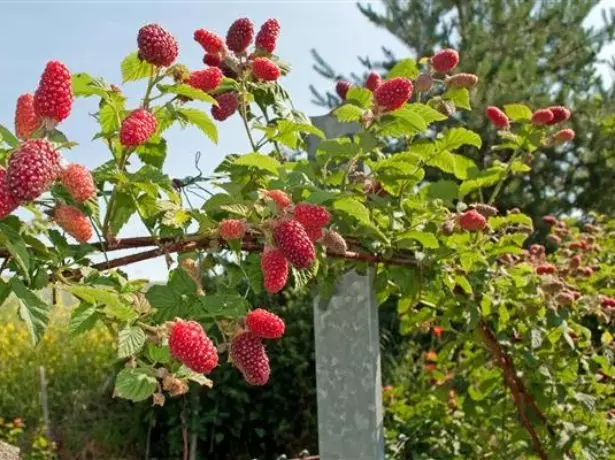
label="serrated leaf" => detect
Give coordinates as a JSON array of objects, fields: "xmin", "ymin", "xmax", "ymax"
[
  {"xmin": 427, "ymin": 180, "xmax": 459, "ymax": 203},
  {"xmin": 333, "ymin": 105, "xmax": 364, "ymax": 123},
  {"xmin": 0, "ymin": 280, "xmax": 11, "ymax": 308},
  {"xmin": 177, "ymin": 365, "xmax": 213, "ymax": 388},
  {"xmin": 219, "ymin": 204, "xmax": 250, "ymax": 217},
  {"xmin": 191, "ymin": 295, "xmax": 250, "ymax": 319},
  {"xmin": 405, "ymin": 103, "xmax": 447, "ymax": 125},
  {"xmin": 489, "ymin": 213, "xmax": 533, "ymax": 230},
  {"xmin": 442, "ymin": 87, "xmax": 471, "ymax": 110},
  {"xmin": 387, "ymin": 59, "xmax": 420, "ymax": 79},
  {"xmin": 345, "ymin": 87, "xmax": 373, "ymax": 108},
  {"xmin": 177, "ymin": 108, "xmax": 218, "ymax": 143},
  {"xmin": 136, "ymin": 136, "xmax": 167, "ymax": 168},
  {"xmin": 0, "ymin": 124, "xmax": 19, "ymax": 148},
  {"xmin": 398, "ymin": 230, "xmax": 439, "ymax": 249},
  {"xmin": 114, "ymin": 368, "xmax": 157, "ymax": 402},
  {"xmin": 503, "ymin": 104, "xmax": 532, "ymax": 122},
  {"xmin": 108, "ymin": 190, "xmax": 137, "ymax": 236},
  {"xmin": 120, "ymin": 52, "xmax": 154, "ymax": 83},
  {"xmin": 440, "ymin": 127, "xmax": 482, "ymax": 150},
  {"xmin": 427, "ymin": 151, "xmax": 477, "ymax": 179},
  {"xmin": 390, "ymin": 106, "xmax": 427, "ymax": 132},
  {"xmin": 148, "ymin": 270, "xmax": 197, "ymax": 322},
  {"xmin": 159, "ymin": 84, "xmax": 216, "ymax": 103},
  {"xmin": 0, "ymin": 223, "xmax": 30, "ymax": 280},
  {"xmin": 458, "ymin": 168, "xmax": 504, "ymax": 198},
  {"xmin": 67, "ymin": 285, "xmax": 137, "ymax": 321},
  {"xmin": 333, "ymin": 197, "xmax": 370, "ymax": 225},
  {"xmin": 146, "ymin": 344, "xmax": 170, "ymax": 364},
  {"xmin": 510, "ymin": 160, "xmax": 531, "ymax": 173},
  {"xmin": 118, "ymin": 326, "xmax": 146, "ymax": 358},
  {"xmin": 72, "ymin": 72, "xmax": 108, "ymax": 98},
  {"xmin": 10, "ymin": 278, "xmax": 49, "ymax": 344},
  {"xmin": 69, "ymin": 302, "xmax": 100, "ymax": 336},
  {"xmin": 233, "ymin": 153, "xmax": 281, "ymax": 176}
]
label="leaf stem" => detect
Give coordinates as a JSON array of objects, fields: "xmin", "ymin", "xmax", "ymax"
[
  {"xmin": 487, "ymin": 149, "xmax": 522, "ymax": 205},
  {"xmin": 239, "ymin": 81, "xmax": 258, "ymax": 151}
]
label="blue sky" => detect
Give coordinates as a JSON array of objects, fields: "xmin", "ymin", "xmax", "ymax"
[{"xmin": 0, "ymin": 1, "xmax": 613, "ymax": 280}]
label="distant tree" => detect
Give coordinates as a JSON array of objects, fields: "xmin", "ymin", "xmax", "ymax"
[{"xmin": 310, "ymin": 0, "xmax": 615, "ymax": 217}]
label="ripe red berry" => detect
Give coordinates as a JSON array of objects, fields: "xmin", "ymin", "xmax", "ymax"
[
  {"xmin": 583, "ymin": 266, "xmax": 593, "ymax": 277},
  {"xmin": 169, "ymin": 320, "xmax": 219, "ymax": 374},
  {"xmin": 536, "ymin": 264, "xmax": 556, "ymax": 275},
  {"xmin": 186, "ymin": 67, "xmax": 223, "ymax": 92},
  {"xmin": 273, "ymin": 219, "xmax": 316, "ymax": 269},
  {"xmin": 218, "ymin": 218, "xmax": 246, "ymax": 241},
  {"xmin": 263, "ymin": 189, "xmax": 291, "ymax": 210},
  {"xmin": 293, "ymin": 203, "xmax": 331, "ymax": 229},
  {"xmin": 7, "ymin": 139, "xmax": 59, "ymax": 201},
  {"xmin": 245, "ymin": 308, "xmax": 285, "ymax": 339},
  {"xmin": 458, "ymin": 209, "xmax": 487, "ymax": 232},
  {"xmin": 0, "ymin": 169, "xmax": 19, "ymax": 220},
  {"xmin": 304, "ymin": 226, "xmax": 323, "ymax": 243},
  {"xmin": 569, "ymin": 254, "xmax": 581, "ymax": 269},
  {"xmin": 364, "ymin": 72, "xmax": 381, "ymax": 91},
  {"xmin": 60, "ymin": 164, "xmax": 95, "ymax": 202},
  {"xmin": 251, "ymin": 57, "xmax": 280, "ymax": 81},
  {"xmin": 374, "ymin": 77, "xmax": 413, "ymax": 112},
  {"xmin": 193, "ymin": 29, "xmax": 224, "ymax": 54},
  {"xmin": 203, "ymin": 53, "xmax": 222, "ymax": 67},
  {"xmin": 137, "ymin": 24, "xmax": 178, "ymax": 67},
  {"xmin": 553, "ymin": 129, "xmax": 575, "ymax": 145},
  {"xmin": 531, "ymin": 108, "xmax": 554, "ymax": 126},
  {"xmin": 211, "ymin": 92, "xmax": 239, "ymax": 121},
  {"xmin": 486, "ymin": 106, "xmax": 510, "ymax": 130},
  {"xmin": 335, "ymin": 80, "xmax": 352, "ymax": 100},
  {"xmin": 54, "ymin": 205, "xmax": 93, "ymax": 243},
  {"xmin": 543, "ymin": 215, "xmax": 558, "ymax": 225},
  {"xmin": 322, "ymin": 230, "xmax": 347, "ymax": 254},
  {"xmin": 433, "ymin": 326, "xmax": 443, "ymax": 338},
  {"xmin": 431, "ymin": 49, "xmax": 459, "ymax": 73},
  {"xmin": 546, "ymin": 106, "xmax": 571, "ymax": 125},
  {"xmin": 33, "ymin": 61, "xmax": 73, "ymax": 125},
  {"xmin": 226, "ymin": 18, "xmax": 254, "ymax": 53},
  {"xmin": 230, "ymin": 332, "xmax": 270, "ymax": 386},
  {"xmin": 14, "ymin": 93, "xmax": 40, "ymax": 139},
  {"xmin": 446, "ymin": 73, "xmax": 479, "ymax": 89},
  {"xmin": 261, "ymin": 247, "xmax": 289, "ymax": 294},
  {"xmin": 119, "ymin": 109, "xmax": 157, "ymax": 147},
  {"xmin": 601, "ymin": 297, "xmax": 615, "ymax": 308},
  {"xmin": 255, "ymin": 18, "xmax": 281, "ymax": 53}
]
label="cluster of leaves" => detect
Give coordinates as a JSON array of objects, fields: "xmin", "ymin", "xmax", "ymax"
[{"xmin": 0, "ymin": 19, "xmax": 613, "ymax": 459}]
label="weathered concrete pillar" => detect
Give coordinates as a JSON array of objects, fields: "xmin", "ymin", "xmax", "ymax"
[{"xmin": 313, "ymin": 269, "xmax": 384, "ymax": 460}]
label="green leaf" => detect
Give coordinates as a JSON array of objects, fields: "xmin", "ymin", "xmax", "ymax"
[
  {"xmin": 233, "ymin": 153, "xmax": 281, "ymax": 176},
  {"xmin": 440, "ymin": 127, "xmax": 482, "ymax": 150},
  {"xmin": 427, "ymin": 151, "xmax": 477, "ymax": 179},
  {"xmin": 601, "ymin": 331, "xmax": 613, "ymax": 345},
  {"xmin": 108, "ymin": 190, "xmax": 137, "ymax": 236},
  {"xmin": 120, "ymin": 52, "xmax": 153, "ymax": 83},
  {"xmin": 489, "ymin": 214, "xmax": 533, "ymax": 230},
  {"xmin": 158, "ymin": 84, "xmax": 216, "ymax": 103},
  {"xmin": 148, "ymin": 269, "xmax": 197, "ymax": 322},
  {"xmin": 503, "ymin": 104, "xmax": 532, "ymax": 122},
  {"xmin": 176, "ymin": 366, "xmax": 213, "ymax": 388},
  {"xmin": 458, "ymin": 168, "xmax": 504, "ymax": 198},
  {"xmin": 67, "ymin": 285, "xmax": 137, "ymax": 322},
  {"xmin": 0, "ymin": 124, "xmax": 19, "ymax": 148},
  {"xmin": 136, "ymin": 136, "xmax": 167, "ymax": 168},
  {"xmin": 72, "ymin": 72, "xmax": 108, "ymax": 98},
  {"xmin": 390, "ymin": 106, "xmax": 427, "ymax": 132},
  {"xmin": 118, "ymin": 326, "xmax": 146, "ymax": 358},
  {"xmin": 69, "ymin": 302, "xmax": 100, "ymax": 336},
  {"xmin": 442, "ymin": 87, "xmax": 471, "ymax": 110},
  {"xmin": 0, "ymin": 279, "xmax": 11, "ymax": 308},
  {"xmin": 427, "ymin": 180, "xmax": 459, "ymax": 203},
  {"xmin": 398, "ymin": 230, "xmax": 439, "ymax": 249},
  {"xmin": 0, "ymin": 223, "xmax": 30, "ymax": 280},
  {"xmin": 177, "ymin": 108, "xmax": 218, "ymax": 143},
  {"xmin": 146, "ymin": 344, "xmax": 170, "ymax": 364},
  {"xmin": 405, "ymin": 103, "xmax": 447, "ymax": 125},
  {"xmin": 387, "ymin": 59, "xmax": 420, "ymax": 79},
  {"xmin": 345, "ymin": 87, "xmax": 373, "ymax": 108},
  {"xmin": 270, "ymin": 120, "xmax": 324, "ymax": 149},
  {"xmin": 10, "ymin": 278, "xmax": 49, "ymax": 344},
  {"xmin": 333, "ymin": 105, "xmax": 364, "ymax": 123},
  {"xmin": 191, "ymin": 295, "xmax": 250, "ymax": 319},
  {"xmin": 510, "ymin": 160, "xmax": 531, "ymax": 173},
  {"xmin": 333, "ymin": 197, "xmax": 370, "ymax": 225},
  {"xmin": 114, "ymin": 368, "xmax": 157, "ymax": 402}
]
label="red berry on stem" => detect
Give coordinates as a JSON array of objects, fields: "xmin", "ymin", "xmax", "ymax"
[
  {"xmin": 245, "ymin": 308, "xmax": 285, "ymax": 339},
  {"xmin": 169, "ymin": 320, "xmax": 219, "ymax": 374},
  {"xmin": 553, "ymin": 129, "xmax": 575, "ymax": 145},
  {"xmin": 15, "ymin": 93, "xmax": 40, "ymax": 139},
  {"xmin": 186, "ymin": 67, "xmax": 223, "ymax": 92},
  {"xmin": 304, "ymin": 226, "xmax": 323, "ymax": 243},
  {"xmin": 203, "ymin": 53, "xmax": 222, "ymax": 67},
  {"xmin": 273, "ymin": 219, "xmax": 316, "ymax": 269},
  {"xmin": 364, "ymin": 72, "xmax": 382, "ymax": 91},
  {"xmin": 536, "ymin": 264, "xmax": 556, "ymax": 275},
  {"xmin": 546, "ymin": 106, "xmax": 571, "ymax": 125},
  {"xmin": 374, "ymin": 77, "xmax": 413, "ymax": 112},
  {"xmin": 137, "ymin": 24, "xmax": 178, "ymax": 67},
  {"xmin": 218, "ymin": 218, "xmax": 247, "ymax": 241},
  {"xmin": 34, "ymin": 61, "xmax": 73, "ymax": 125},
  {"xmin": 211, "ymin": 92, "xmax": 239, "ymax": 121},
  {"xmin": 486, "ymin": 106, "xmax": 510, "ymax": 130},
  {"xmin": 7, "ymin": 139, "xmax": 59, "ymax": 201},
  {"xmin": 0, "ymin": 169, "xmax": 19, "ymax": 220},
  {"xmin": 531, "ymin": 108, "xmax": 554, "ymax": 126},
  {"xmin": 458, "ymin": 209, "xmax": 487, "ymax": 232},
  {"xmin": 261, "ymin": 247, "xmax": 289, "ymax": 294},
  {"xmin": 194, "ymin": 29, "xmax": 224, "ymax": 54},
  {"xmin": 251, "ymin": 57, "xmax": 281, "ymax": 81},
  {"xmin": 293, "ymin": 203, "xmax": 331, "ymax": 229},
  {"xmin": 60, "ymin": 164, "xmax": 95, "ymax": 202},
  {"xmin": 264, "ymin": 189, "xmax": 291, "ymax": 210},
  {"xmin": 54, "ymin": 205, "xmax": 93, "ymax": 243},
  {"xmin": 119, "ymin": 109, "xmax": 157, "ymax": 147},
  {"xmin": 431, "ymin": 49, "xmax": 459, "ymax": 73},
  {"xmin": 230, "ymin": 332, "xmax": 270, "ymax": 386},
  {"xmin": 335, "ymin": 80, "xmax": 352, "ymax": 100},
  {"xmin": 226, "ymin": 18, "xmax": 254, "ymax": 53},
  {"xmin": 255, "ymin": 18, "xmax": 281, "ymax": 53}
]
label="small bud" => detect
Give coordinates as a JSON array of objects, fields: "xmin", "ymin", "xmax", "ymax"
[
  {"xmin": 472, "ymin": 203, "xmax": 498, "ymax": 217},
  {"xmin": 446, "ymin": 73, "xmax": 479, "ymax": 89},
  {"xmin": 428, "ymin": 97, "xmax": 455, "ymax": 116},
  {"xmin": 415, "ymin": 73, "xmax": 433, "ymax": 92},
  {"xmin": 440, "ymin": 219, "xmax": 456, "ymax": 235}
]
